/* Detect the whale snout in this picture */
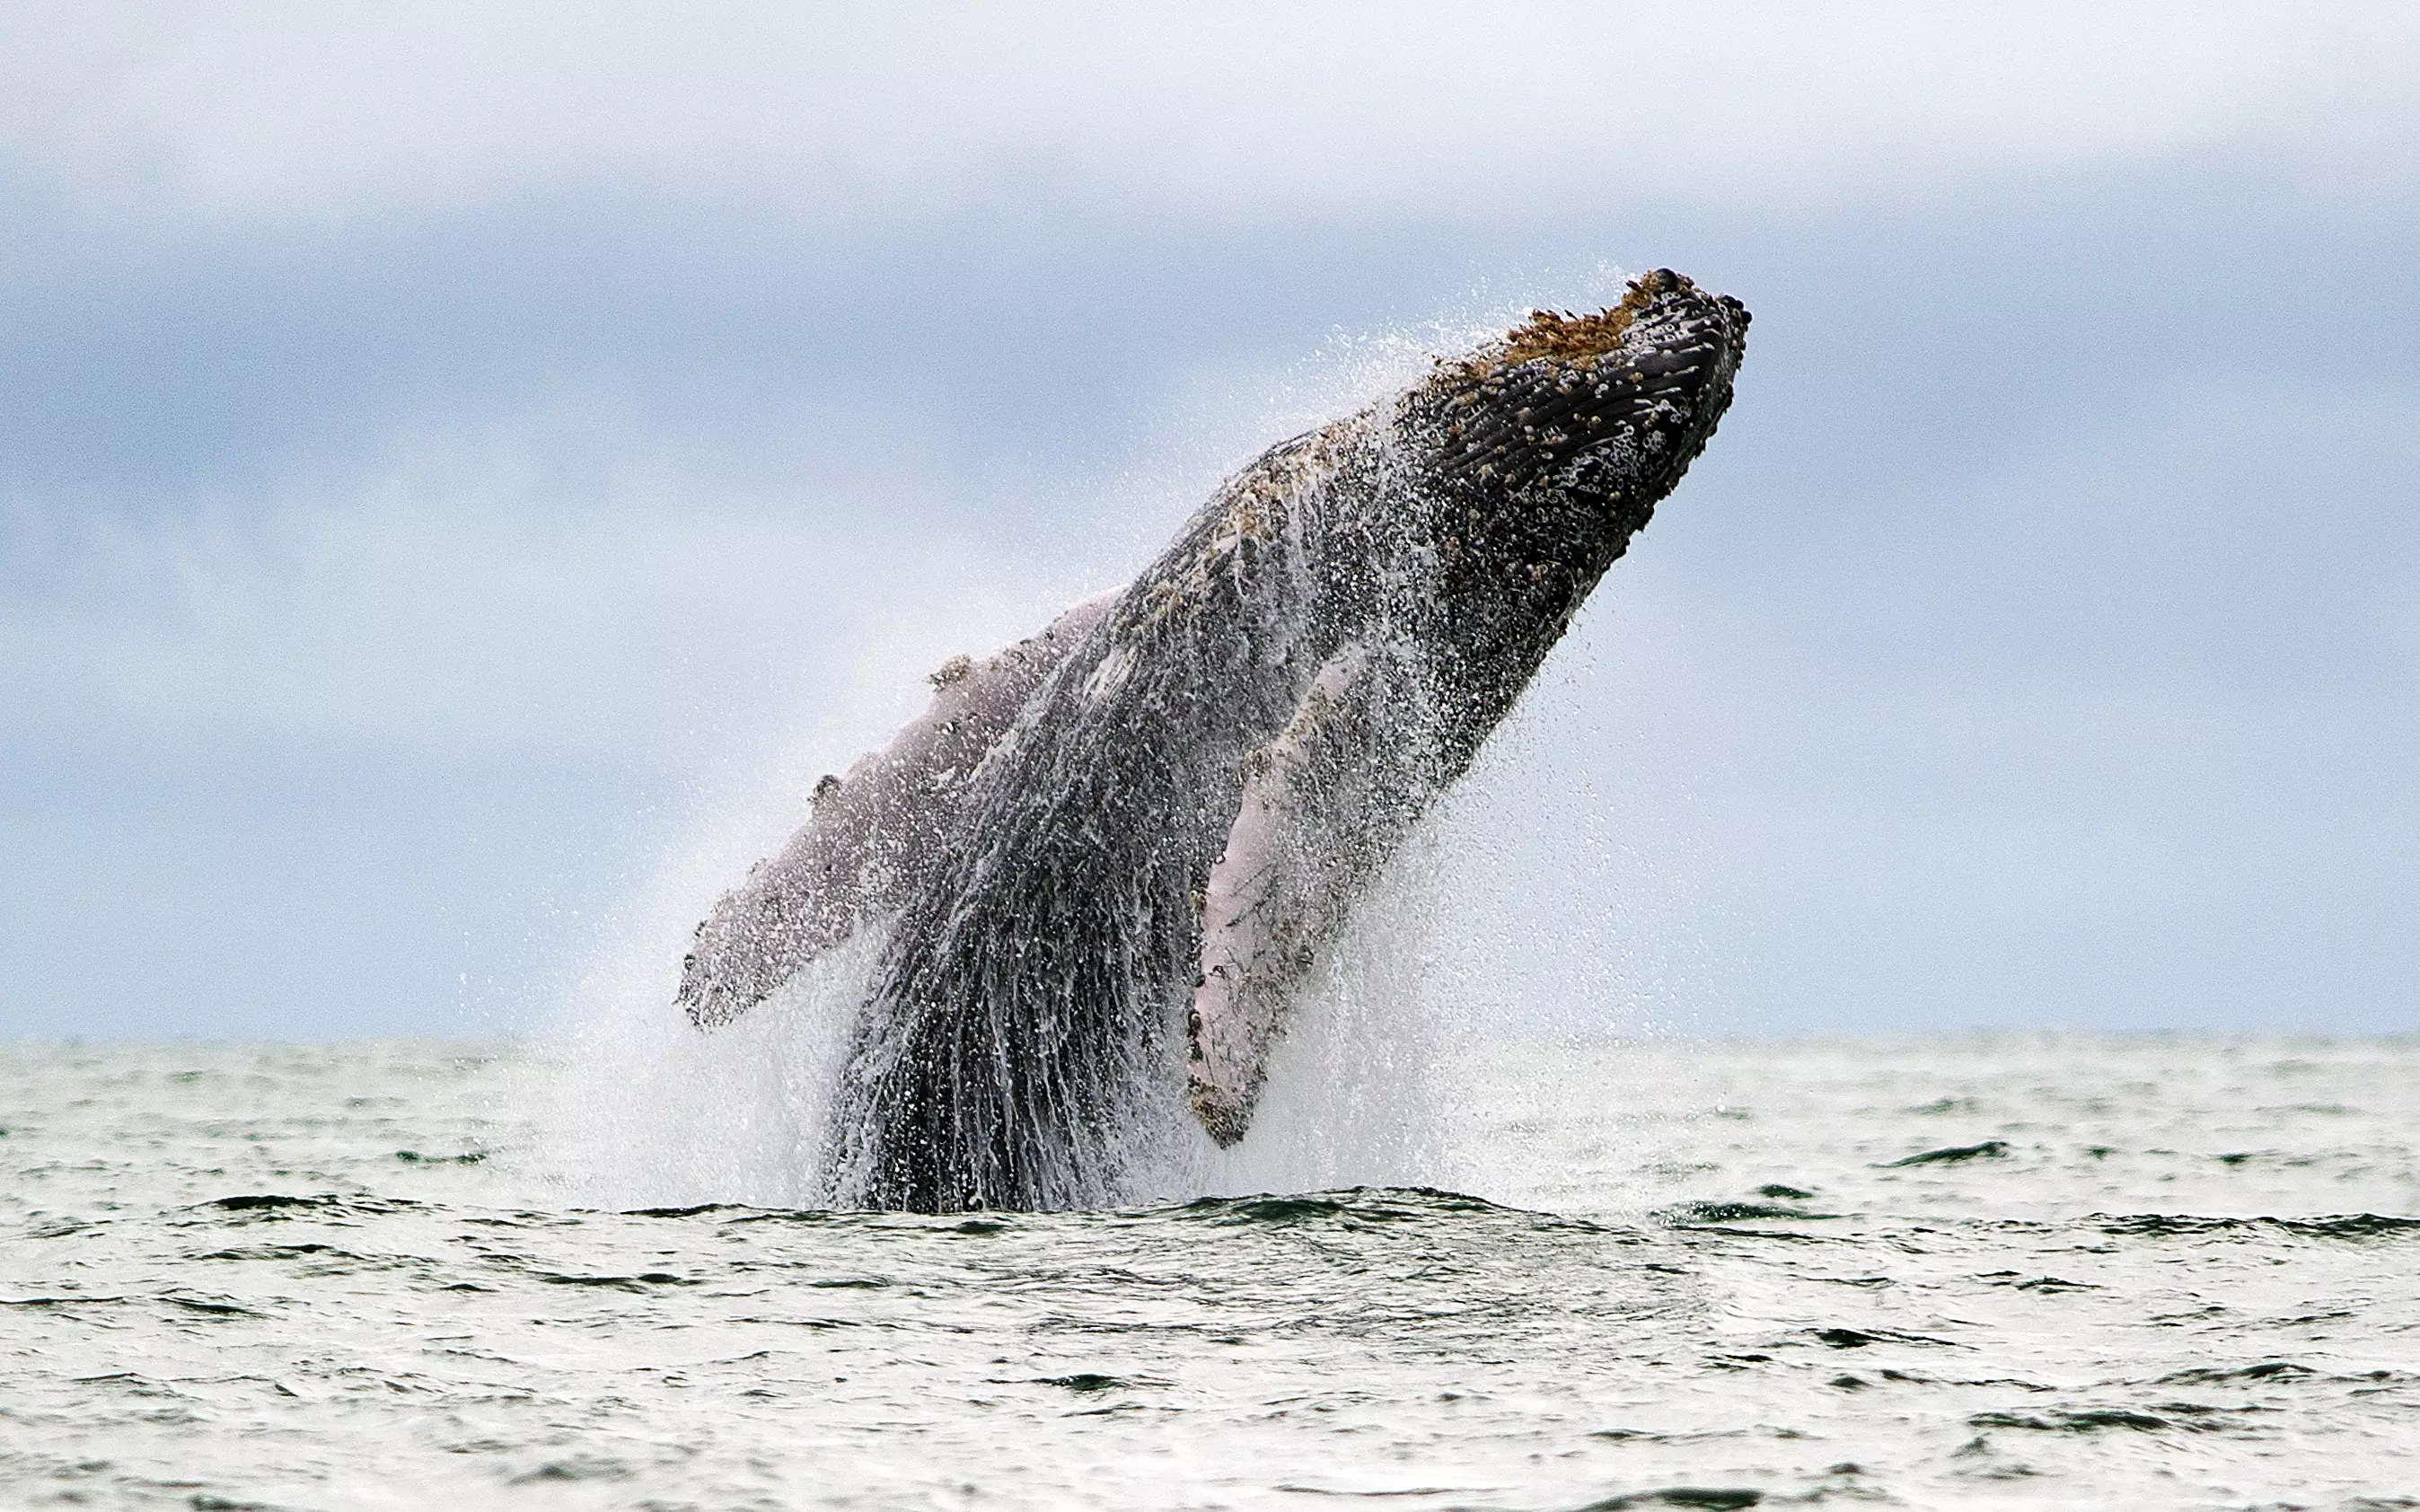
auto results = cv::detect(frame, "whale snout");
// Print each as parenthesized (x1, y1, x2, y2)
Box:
(1418, 269, 1748, 510)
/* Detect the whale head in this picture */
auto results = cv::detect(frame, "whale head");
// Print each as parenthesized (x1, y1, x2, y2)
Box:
(1389, 268, 1750, 743)
(1413, 268, 1747, 530)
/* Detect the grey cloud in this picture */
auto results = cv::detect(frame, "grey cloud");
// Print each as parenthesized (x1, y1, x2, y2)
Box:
(4, 4, 2413, 223)
(0, 409, 1096, 762)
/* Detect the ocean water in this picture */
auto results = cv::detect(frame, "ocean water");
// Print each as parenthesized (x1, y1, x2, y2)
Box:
(4, 1033, 2416, 1510)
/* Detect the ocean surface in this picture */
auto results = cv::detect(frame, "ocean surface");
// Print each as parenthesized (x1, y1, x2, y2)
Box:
(4, 1033, 2416, 1510)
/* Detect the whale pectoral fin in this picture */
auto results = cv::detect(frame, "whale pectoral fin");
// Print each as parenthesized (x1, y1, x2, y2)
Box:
(678, 591, 1118, 1028)
(1186, 644, 1428, 1144)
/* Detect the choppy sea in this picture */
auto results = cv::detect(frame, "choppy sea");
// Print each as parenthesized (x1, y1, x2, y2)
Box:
(4, 1033, 2416, 1510)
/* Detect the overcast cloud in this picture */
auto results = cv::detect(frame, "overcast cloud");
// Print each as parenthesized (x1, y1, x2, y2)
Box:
(2, 4, 2413, 1040)
(6, 4, 2416, 221)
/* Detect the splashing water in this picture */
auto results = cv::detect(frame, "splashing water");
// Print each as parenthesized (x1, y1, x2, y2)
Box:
(523, 594, 1663, 1216)
(530, 269, 1747, 1212)
(532, 798, 1579, 1212)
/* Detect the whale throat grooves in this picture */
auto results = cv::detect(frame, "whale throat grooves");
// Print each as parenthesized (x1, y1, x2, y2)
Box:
(678, 269, 1750, 1210)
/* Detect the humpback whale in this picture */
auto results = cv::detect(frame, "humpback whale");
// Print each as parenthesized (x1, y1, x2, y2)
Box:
(680, 269, 1749, 1211)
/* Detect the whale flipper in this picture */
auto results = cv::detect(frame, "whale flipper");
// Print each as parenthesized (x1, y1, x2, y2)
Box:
(1184, 642, 1433, 1143)
(678, 593, 1115, 1026)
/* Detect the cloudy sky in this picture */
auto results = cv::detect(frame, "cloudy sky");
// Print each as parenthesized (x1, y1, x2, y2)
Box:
(4, 3, 2415, 1041)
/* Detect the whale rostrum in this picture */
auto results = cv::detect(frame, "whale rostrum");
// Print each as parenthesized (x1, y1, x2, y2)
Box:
(678, 269, 1750, 1210)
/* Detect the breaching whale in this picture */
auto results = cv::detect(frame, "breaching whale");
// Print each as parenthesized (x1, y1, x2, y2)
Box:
(680, 269, 1749, 1211)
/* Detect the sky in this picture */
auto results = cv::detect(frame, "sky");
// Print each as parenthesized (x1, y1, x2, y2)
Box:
(3, 3, 2415, 1041)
